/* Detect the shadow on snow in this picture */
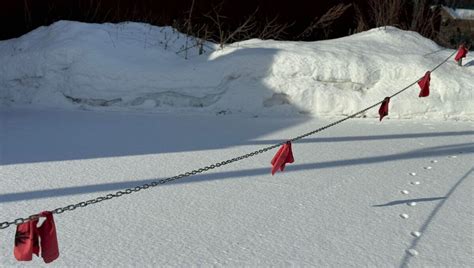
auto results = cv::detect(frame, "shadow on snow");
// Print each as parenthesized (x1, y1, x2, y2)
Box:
(373, 197, 446, 207)
(0, 47, 309, 165)
(1, 142, 472, 203)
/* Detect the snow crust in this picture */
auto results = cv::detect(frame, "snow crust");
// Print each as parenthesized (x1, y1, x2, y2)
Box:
(0, 21, 472, 120)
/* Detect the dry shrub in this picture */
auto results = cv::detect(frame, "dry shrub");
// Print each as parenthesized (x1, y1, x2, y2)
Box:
(355, 0, 441, 44)
(298, 3, 352, 39)
(367, 0, 405, 28)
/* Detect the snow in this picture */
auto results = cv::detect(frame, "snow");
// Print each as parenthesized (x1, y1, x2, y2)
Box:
(0, 21, 473, 266)
(0, 21, 473, 120)
(443, 6, 474, 20)
(0, 108, 473, 267)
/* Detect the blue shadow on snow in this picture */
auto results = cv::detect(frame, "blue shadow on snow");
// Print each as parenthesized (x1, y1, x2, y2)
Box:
(0, 142, 472, 203)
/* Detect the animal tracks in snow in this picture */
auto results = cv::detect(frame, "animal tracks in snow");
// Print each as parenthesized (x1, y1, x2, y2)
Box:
(398, 157, 447, 259)
(379, 149, 459, 259)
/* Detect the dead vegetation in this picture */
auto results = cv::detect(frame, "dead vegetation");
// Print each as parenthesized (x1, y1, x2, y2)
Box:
(354, 0, 443, 44)
(15, 0, 451, 52)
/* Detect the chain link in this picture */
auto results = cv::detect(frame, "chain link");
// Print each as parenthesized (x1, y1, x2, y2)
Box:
(0, 51, 457, 230)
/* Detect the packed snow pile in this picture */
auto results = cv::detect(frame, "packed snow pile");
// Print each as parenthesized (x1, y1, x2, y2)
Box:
(0, 20, 472, 119)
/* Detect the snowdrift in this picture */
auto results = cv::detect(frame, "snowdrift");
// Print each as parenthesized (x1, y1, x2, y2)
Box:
(0, 21, 472, 120)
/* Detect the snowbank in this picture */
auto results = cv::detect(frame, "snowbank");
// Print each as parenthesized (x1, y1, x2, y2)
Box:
(0, 21, 472, 120)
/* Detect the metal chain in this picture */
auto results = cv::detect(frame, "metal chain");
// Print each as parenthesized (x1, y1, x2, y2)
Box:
(0, 143, 280, 230)
(390, 50, 457, 99)
(0, 50, 458, 230)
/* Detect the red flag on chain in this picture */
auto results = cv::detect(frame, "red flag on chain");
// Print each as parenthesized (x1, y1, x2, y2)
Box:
(14, 211, 59, 263)
(418, 71, 431, 97)
(378, 97, 390, 121)
(14, 219, 39, 261)
(271, 141, 294, 175)
(454, 44, 468, 62)
(37, 211, 59, 263)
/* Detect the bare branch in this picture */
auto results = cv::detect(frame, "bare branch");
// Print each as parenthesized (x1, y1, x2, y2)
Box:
(317, 3, 352, 28)
(222, 7, 259, 46)
(367, 0, 404, 28)
(297, 3, 351, 39)
(258, 15, 294, 40)
(203, 2, 228, 47)
(354, 4, 370, 33)
(183, 0, 196, 59)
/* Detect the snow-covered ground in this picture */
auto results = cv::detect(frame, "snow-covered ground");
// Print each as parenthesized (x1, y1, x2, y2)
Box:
(0, 108, 473, 267)
(0, 21, 473, 267)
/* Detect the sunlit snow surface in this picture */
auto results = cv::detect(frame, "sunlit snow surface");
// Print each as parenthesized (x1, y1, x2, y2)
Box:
(0, 109, 473, 267)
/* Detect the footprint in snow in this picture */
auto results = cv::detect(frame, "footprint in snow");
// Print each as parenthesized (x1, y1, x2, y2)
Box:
(411, 231, 421, 238)
(424, 166, 432, 170)
(400, 213, 409, 219)
(407, 202, 417, 207)
(431, 160, 438, 163)
(411, 181, 421, 185)
(401, 190, 410, 195)
(449, 155, 457, 158)
(406, 248, 419, 256)
(409, 172, 417, 176)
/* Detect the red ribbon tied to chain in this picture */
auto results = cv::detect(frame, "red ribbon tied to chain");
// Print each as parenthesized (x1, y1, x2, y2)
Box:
(14, 211, 59, 263)
(378, 97, 390, 121)
(454, 44, 468, 62)
(271, 141, 294, 175)
(418, 71, 431, 97)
